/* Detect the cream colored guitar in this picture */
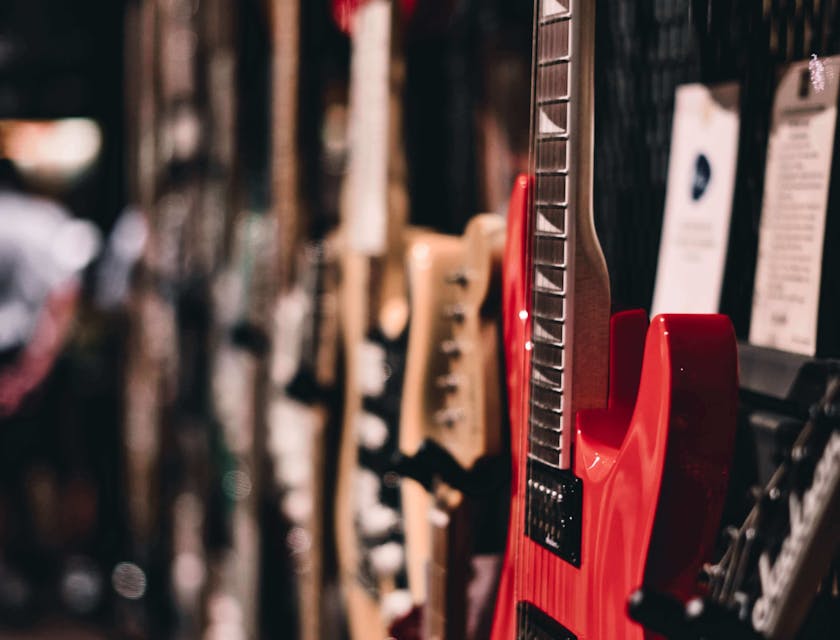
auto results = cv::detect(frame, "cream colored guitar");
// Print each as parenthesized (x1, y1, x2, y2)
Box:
(265, 2, 346, 639)
(399, 213, 507, 639)
(334, 1, 420, 638)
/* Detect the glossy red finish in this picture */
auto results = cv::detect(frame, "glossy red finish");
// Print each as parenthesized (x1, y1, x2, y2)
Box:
(491, 176, 739, 639)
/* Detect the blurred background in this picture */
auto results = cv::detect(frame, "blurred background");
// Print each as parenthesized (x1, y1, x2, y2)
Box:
(0, 1, 839, 639)
(0, 1, 531, 637)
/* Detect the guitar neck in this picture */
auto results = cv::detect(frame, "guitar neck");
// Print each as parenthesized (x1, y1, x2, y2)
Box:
(344, 0, 409, 334)
(528, 0, 609, 471)
(272, 0, 302, 291)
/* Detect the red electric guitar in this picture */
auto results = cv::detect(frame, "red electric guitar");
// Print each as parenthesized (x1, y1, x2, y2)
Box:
(490, 2, 739, 638)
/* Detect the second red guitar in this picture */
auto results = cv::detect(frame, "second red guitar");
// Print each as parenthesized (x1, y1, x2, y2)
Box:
(490, 2, 739, 638)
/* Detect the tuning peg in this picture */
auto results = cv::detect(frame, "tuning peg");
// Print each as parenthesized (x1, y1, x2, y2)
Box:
(435, 408, 464, 427)
(699, 562, 723, 584)
(436, 374, 461, 392)
(358, 503, 400, 539)
(724, 525, 740, 541)
(354, 469, 382, 509)
(685, 597, 762, 639)
(368, 542, 404, 578)
(626, 588, 687, 637)
(445, 269, 469, 287)
(381, 589, 414, 625)
(440, 340, 461, 357)
(355, 412, 389, 451)
(443, 304, 466, 323)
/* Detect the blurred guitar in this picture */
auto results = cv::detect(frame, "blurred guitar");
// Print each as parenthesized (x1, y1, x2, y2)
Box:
(331, 1, 419, 637)
(269, 237, 341, 640)
(489, 2, 739, 638)
(265, 2, 346, 638)
(396, 212, 508, 639)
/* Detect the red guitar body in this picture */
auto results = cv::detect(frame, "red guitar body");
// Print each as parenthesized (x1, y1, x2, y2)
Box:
(490, 176, 739, 639)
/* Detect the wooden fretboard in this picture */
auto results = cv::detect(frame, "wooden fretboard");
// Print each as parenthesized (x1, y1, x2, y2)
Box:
(527, 0, 608, 472)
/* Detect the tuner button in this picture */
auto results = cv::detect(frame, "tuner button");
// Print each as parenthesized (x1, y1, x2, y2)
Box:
(279, 457, 310, 488)
(440, 340, 462, 357)
(355, 412, 389, 451)
(358, 504, 400, 538)
(358, 341, 388, 398)
(354, 470, 381, 509)
(282, 489, 313, 524)
(381, 589, 414, 625)
(436, 374, 461, 392)
(368, 542, 404, 578)
(434, 408, 464, 427)
(445, 270, 469, 287)
(443, 304, 466, 323)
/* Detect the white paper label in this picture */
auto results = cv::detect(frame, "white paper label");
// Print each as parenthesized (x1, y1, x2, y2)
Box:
(346, 0, 391, 255)
(651, 83, 740, 317)
(749, 56, 840, 356)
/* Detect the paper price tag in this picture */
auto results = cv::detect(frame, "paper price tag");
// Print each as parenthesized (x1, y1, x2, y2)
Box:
(749, 56, 840, 356)
(651, 83, 740, 317)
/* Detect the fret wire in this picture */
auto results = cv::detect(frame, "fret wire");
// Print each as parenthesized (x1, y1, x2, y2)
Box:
(531, 285, 565, 296)
(530, 360, 564, 374)
(531, 310, 563, 323)
(532, 290, 566, 303)
(532, 317, 566, 329)
(532, 259, 567, 269)
(529, 448, 563, 466)
(531, 321, 566, 340)
(531, 378, 564, 397)
(536, 130, 568, 139)
(532, 234, 566, 244)
(531, 432, 562, 450)
(533, 230, 567, 240)
(531, 337, 565, 351)
(531, 420, 563, 436)
(529, 417, 563, 436)
(539, 17, 571, 27)
(530, 433, 562, 451)
(530, 396, 563, 415)
(529, 437, 562, 451)
(538, 57, 571, 67)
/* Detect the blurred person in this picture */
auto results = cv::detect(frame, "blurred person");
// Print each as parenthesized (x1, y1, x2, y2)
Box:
(0, 157, 102, 626)
(0, 158, 100, 416)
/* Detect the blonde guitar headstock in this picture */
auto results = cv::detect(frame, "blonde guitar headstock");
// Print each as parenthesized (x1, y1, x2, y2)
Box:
(401, 213, 507, 470)
(398, 213, 507, 623)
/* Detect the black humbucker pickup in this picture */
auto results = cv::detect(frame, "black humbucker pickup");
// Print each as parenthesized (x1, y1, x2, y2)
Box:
(517, 601, 577, 640)
(525, 459, 582, 566)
